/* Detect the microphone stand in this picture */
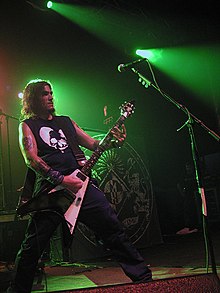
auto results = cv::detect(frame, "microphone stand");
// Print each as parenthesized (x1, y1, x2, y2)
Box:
(130, 68, 220, 278)
(0, 109, 19, 210)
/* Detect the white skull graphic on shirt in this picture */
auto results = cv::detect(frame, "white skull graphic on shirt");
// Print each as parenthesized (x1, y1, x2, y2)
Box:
(39, 127, 68, 153)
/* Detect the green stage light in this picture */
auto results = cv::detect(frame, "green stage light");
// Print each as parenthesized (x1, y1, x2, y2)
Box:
(136, 49, 162, 63)
(47, 1, 53, 9)
(136, 49, 153, 59)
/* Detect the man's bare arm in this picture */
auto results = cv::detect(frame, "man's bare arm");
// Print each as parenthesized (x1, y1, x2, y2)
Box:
(19, 123, 65, 186)
(72, 121, 100, 151)
(19, 122, 50, 177)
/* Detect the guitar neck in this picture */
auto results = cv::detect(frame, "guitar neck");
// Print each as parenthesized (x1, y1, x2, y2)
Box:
(81, 115, 126, 176)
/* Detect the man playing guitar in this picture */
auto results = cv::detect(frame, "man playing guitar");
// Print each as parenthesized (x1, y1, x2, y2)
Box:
(7, 79, 152, 292)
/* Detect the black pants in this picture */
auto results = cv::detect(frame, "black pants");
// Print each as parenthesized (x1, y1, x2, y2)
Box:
(12, 183, 152, 292)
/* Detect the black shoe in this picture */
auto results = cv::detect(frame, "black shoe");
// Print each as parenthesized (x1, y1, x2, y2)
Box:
(133, 272, 153, 283)
(134, 278, 153, 283)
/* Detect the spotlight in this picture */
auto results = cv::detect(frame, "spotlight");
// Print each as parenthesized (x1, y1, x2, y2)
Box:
(47, 1, 53, 8)
(26, 0, 53, 11)
(136, 49, 162, 63)
(136, 49, 154, 60)
(18, 92, 23, 99)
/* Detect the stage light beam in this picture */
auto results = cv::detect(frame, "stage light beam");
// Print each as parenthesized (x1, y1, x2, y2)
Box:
(136, 46, 220, 105)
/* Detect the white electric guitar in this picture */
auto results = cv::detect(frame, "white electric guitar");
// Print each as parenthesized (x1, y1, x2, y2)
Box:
(63, 100, 135, 234)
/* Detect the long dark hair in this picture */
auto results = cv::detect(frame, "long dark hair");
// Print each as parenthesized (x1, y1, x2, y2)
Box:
(20, 79, 54, 120)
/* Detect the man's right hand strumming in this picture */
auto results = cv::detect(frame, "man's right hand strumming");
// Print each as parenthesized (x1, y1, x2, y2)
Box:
(61, 175, 83, 194)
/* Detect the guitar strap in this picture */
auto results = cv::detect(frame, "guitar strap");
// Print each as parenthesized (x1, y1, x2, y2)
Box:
(53, 116, 86, 163)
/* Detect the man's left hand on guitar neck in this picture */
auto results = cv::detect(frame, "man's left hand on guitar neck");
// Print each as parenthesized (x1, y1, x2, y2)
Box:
(110, 124, 127, 148)
(99, 124, 127, 150)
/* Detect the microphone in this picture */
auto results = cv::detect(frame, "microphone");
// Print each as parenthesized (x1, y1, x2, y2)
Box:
(117, 58, 147, 72)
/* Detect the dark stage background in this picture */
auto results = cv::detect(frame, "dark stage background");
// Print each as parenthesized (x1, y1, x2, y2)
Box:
(0, 0, 219, 242)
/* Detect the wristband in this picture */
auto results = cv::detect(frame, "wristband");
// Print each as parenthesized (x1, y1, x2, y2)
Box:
(46, 168, 64, 185)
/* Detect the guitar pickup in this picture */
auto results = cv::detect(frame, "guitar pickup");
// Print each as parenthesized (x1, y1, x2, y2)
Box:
(76, 171, 87, 182)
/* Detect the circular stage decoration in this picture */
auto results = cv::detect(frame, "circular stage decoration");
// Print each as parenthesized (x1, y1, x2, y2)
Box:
(77, 135, 154, 245)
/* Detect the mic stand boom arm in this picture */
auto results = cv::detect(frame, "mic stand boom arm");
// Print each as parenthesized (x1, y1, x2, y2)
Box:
(131, 67, 220, 277)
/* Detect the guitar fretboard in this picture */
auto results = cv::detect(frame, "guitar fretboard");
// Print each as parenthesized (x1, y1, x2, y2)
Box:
(81, 115, 126, 176)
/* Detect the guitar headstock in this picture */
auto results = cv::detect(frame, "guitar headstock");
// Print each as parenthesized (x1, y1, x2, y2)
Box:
(120, 100, 135, 118)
